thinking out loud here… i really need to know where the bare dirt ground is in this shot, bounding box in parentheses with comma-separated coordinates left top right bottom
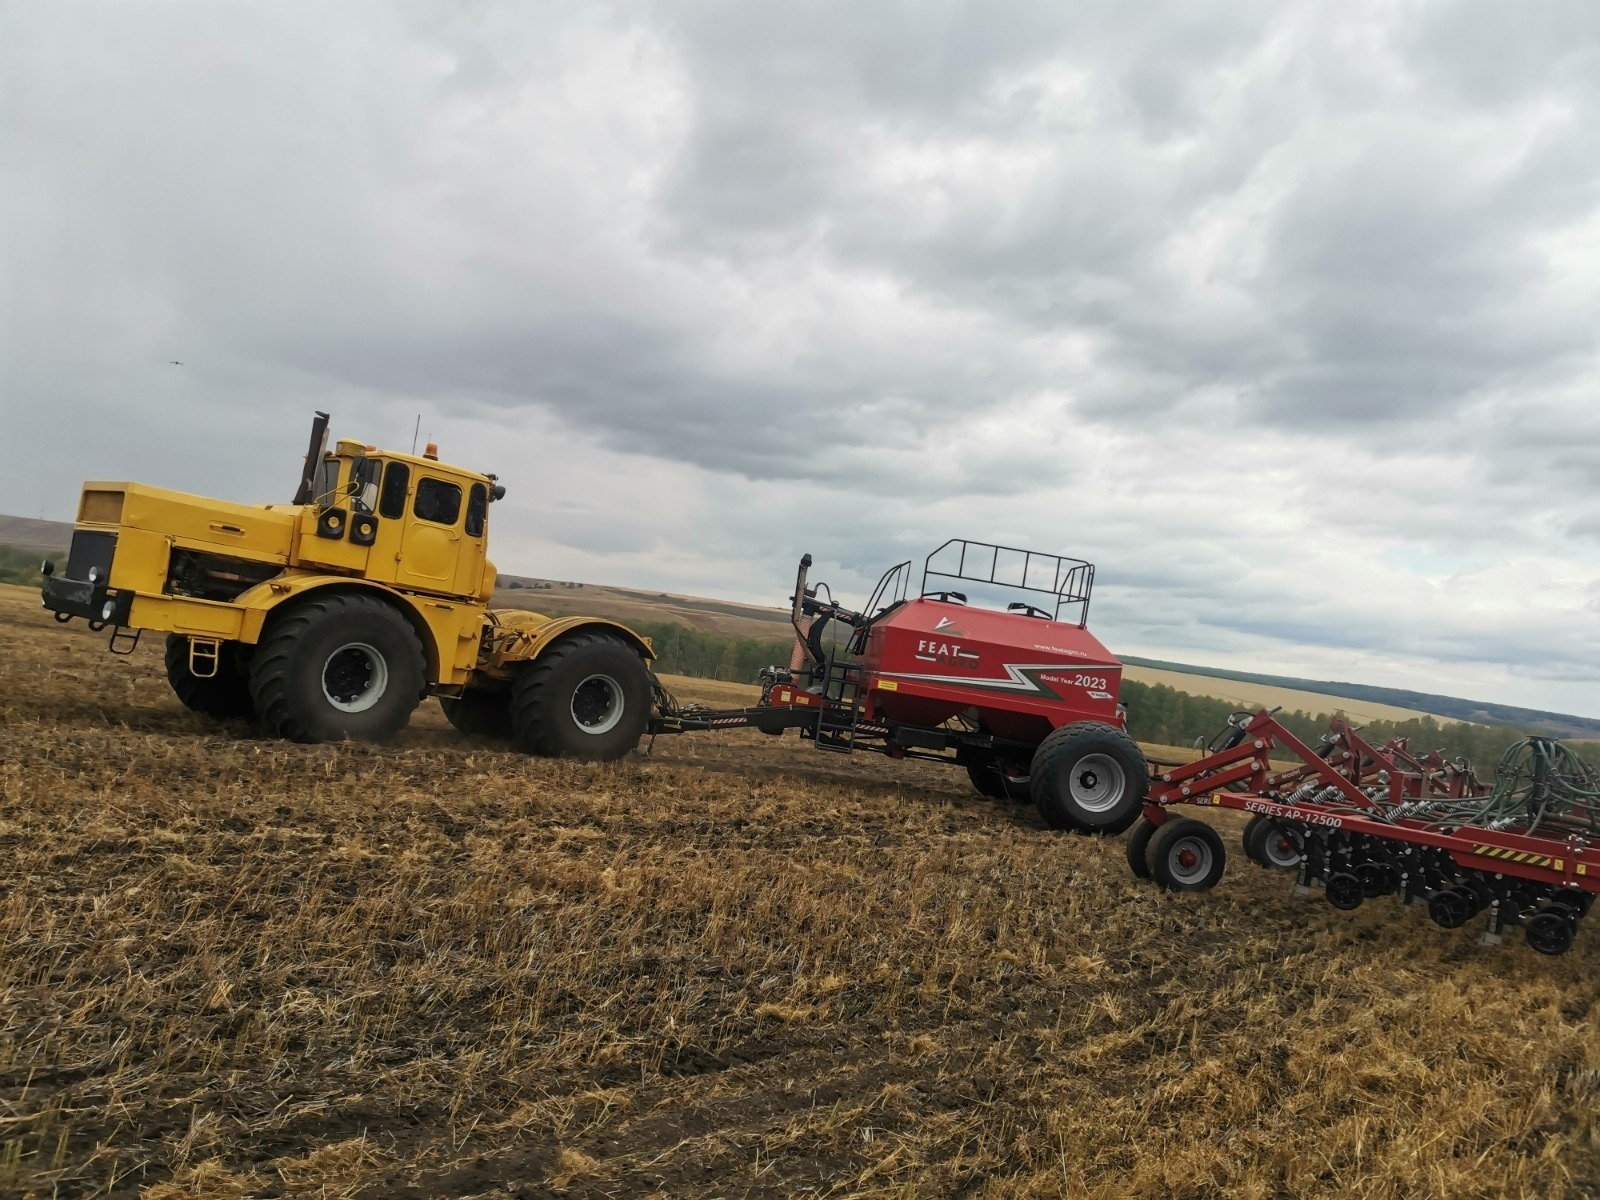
(2, 582, 1599, 1198)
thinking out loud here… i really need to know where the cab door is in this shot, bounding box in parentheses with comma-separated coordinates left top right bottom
(454, 482, 489, 597)
(395, 473, 465, 594)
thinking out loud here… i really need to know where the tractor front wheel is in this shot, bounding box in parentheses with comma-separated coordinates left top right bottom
(510, 632, 651, 760)
(1029, 722, 1148, 833)
(249, 592, 427, 743)
(164, 634, 255, 718)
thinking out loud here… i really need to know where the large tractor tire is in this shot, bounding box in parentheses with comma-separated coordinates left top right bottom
(164, 634, 254, 718)
(248, 592, 427, 743)
(439, 689, 513, 739)
(510, 631, 651, 760)
(1029, 721, 1149, 834)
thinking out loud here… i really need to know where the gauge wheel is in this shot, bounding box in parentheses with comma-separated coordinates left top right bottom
(1149, 818, 1226, 892)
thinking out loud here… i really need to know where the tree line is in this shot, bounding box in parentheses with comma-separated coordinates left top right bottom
(1119, 679, 1594, 770)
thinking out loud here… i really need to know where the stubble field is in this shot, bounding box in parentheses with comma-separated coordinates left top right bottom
(2, 582, 1599, 1198)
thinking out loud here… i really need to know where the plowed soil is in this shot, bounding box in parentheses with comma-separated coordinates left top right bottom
(2, 583, 1598, 1199)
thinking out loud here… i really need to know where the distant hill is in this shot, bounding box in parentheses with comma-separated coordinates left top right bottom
(0, 514, 73, 555)
(493, 575, 792, 641)
(1121, 657, 1600, 740)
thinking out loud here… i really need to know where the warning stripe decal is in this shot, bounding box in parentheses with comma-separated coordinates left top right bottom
(1471, 843, 1558, 870)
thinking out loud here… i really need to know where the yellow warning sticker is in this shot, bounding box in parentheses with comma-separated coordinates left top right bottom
(1472, 843, 1556, 870)
(878, 679, 899, 691)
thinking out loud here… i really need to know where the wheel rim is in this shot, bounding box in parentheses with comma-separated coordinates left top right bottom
(571, 673, 625, 735)
(1527, 912, 1574, 956)
(1166, 835, 1214, 885)
(1263, 828, 1302, 869)
(322, 643, 389, 713)
(1069, 754, 1126, 813)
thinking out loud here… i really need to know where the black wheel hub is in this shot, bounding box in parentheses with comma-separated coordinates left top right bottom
(572, 678, 616, 728)
(324, 648, 373, 704)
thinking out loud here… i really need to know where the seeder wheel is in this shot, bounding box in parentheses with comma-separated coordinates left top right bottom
(1150, 818, 1225, 892)
(1526, 909, 1578, 956)
(1427, 889, 1475, 930)
(1325, 872, 1365, 911)
(1125, 817, 1159, 880)
(1243, 817, 1302, 870)
(1356, 861, 1400, 898)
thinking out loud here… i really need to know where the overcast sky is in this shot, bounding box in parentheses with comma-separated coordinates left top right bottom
(3, 1, 1598, 716)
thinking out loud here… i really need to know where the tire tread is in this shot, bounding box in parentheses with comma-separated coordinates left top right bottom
(248, 591, 425, 743)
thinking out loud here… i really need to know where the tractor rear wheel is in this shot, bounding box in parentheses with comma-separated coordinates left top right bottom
(248, 592, 427, 743)
(1029, 722, 1148, 833)
(164, 635, 255, 718)
(510, 632, 651, 760)
(440, 690, 512, 739)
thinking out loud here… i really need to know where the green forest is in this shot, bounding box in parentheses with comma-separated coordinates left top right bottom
(1116, 678, 1581, 770)
(0, 544, 46, 587)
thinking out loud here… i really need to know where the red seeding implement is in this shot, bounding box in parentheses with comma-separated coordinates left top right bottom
(649, 540, 1152, 834)
(1128, 710, 1600, 955)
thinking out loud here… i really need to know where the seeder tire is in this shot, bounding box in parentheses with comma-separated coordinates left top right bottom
(1125, 817, 1159, 880)
(510, 632, 651, 761)
(164, 634, 255, 718)
(1426, 889, 1475, 929)
(965, 760, 1007, 800)
(1244, 817, 1303, 870)
(440, 690, 513, 739)
(249, 592, 427, 744)
(1526, 909, 1578, 956)
(1150, 818, 1226, 892)
(1241, 814, 1267, 863)
(1325, 872, 1365, 911)
(1029, 722, 1148, 834)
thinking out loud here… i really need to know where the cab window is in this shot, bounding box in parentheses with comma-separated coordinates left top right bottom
(379, 461, 410, 519)
(348, 457, 381, 513)
(313, 455, 341, 505)
(413, 477, 462, 525)
(464, 483, 488, 537)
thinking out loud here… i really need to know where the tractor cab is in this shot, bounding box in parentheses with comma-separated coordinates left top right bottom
(289, 414, 503, 602)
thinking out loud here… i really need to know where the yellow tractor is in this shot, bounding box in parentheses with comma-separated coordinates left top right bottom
(39, 412, 656, 759)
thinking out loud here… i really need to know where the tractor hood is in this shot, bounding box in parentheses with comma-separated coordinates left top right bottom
(81, 482, 299, 562)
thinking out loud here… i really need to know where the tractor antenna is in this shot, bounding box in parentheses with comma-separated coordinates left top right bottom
(411, 414, 421, 456)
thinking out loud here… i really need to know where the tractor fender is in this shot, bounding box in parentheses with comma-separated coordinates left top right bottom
(483, 610, 655, 674)
(231, 576, 478, 686)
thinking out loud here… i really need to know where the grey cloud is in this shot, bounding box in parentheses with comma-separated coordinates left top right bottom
(4, 0, 1600, 715)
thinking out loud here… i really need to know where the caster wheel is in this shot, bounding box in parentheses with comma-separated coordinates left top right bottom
(1150, 818, 1226, 892)
(1125, 817, 1160, 880)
